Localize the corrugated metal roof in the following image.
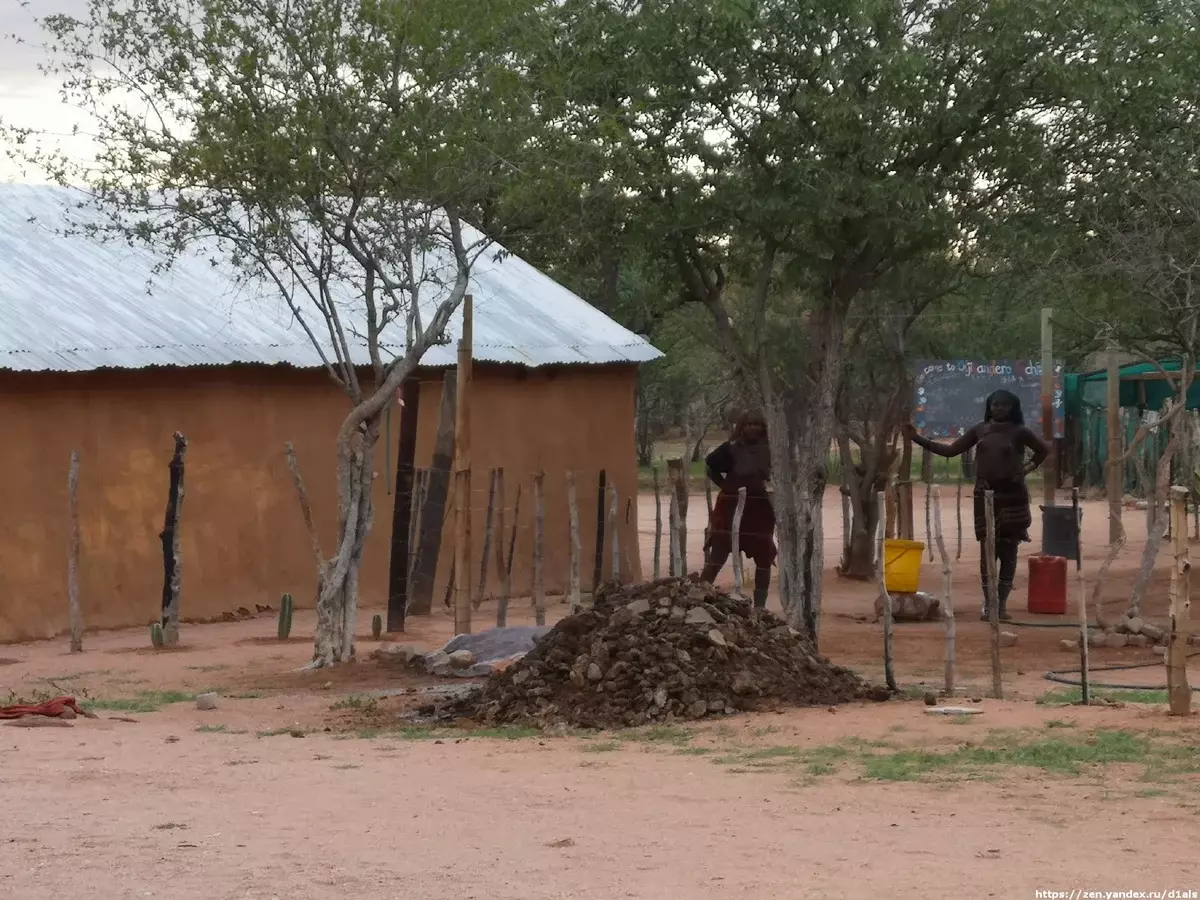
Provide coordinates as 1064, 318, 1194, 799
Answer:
0, 185, 663, 372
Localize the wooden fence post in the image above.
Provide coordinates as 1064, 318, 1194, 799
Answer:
932, 486, 954, 696
452, 294, 474, 636
923, 447, 934, 561
668, 490, 682, 577
668, 458, 689, 572
652, 466, 663, 580
875, 490, 896, 693
407, 468, 427, 605
494, 468, 510, 627
984, 490, 1002, 699
608, 483, 620, 583
474, 468, 497, 610
593, 470, 607, 591
1168, 485, 1192, 716
1073, 487, 1090, 706
566, 471, 582, 610
160, 432, 187, 646
956, 462, 964, 560
67, 451, 83, 653
731, 487, 747, 597
534, 472, 546, 625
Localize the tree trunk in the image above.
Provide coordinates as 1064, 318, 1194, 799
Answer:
312, 420, 378, 668
1129, 419, 1182, 617
765, 306, 845, 644
840, 493, 881, 580
837, 431, 886, 580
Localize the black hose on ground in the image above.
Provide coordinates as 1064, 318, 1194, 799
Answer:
1042, 651, 1200, 692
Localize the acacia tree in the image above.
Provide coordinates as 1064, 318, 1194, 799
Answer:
1076, 174, 1200, 617
523, 0, 1171, 636
9, 0, 538, 666
835, 257, 964, 578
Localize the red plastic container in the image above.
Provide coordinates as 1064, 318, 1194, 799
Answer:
1027, 554, 1068, 615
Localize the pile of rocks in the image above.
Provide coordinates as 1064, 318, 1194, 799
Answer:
464, 578, 878, 729
1059, 614, 1171, 652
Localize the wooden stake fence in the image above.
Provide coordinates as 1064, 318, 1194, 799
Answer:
160, 432, 187, 646
874, 490, 896, 693
668, 490, 682, 577
956, 472, 963, 560
932, 486, 954, 696
731, 487, 747, 597
1168, 485, 1192, 716
494, 469, 511, 627
608, 483, 620, 583
652, 466, 663, 579
1073, 487, 1090, 705
67, 451, 83, 653
566, 471, 582, 611
984, 490, 1002, 699
452, 293, 474, 636
533, 472, 546, 626
473, 468, 497, 610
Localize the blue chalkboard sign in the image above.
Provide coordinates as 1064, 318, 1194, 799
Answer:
913, 359, 1064, 439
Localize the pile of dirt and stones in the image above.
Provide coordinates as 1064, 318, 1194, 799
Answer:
463, 578, 882, 729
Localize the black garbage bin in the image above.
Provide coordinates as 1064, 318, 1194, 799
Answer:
1041, 505, 1081, 562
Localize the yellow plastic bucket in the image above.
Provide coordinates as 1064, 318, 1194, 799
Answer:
883, 539, 925, 594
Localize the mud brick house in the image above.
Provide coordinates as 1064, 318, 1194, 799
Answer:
0, 185, 660, 642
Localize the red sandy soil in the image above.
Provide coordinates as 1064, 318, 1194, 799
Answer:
2, 489, 1198, 900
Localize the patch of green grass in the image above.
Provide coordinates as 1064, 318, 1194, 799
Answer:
36, 669, 112, 683
348, 723, 545, 742
676, 746, 714, 756
863, 729, 1154, 782
87, 690, 198, 713
620, 724, 694, 746
1137, 788, 1169, 798
743, 745, 806, 761
195, 724, 239, 734
334, 764, 361, 770
330, 694, 379, 713
256, 727, 307, 738
581, 741, 622, 753
1037, 687, 1168, 707
229, 692, 264, 700
186, 665, 228, 673
698, 726, 1197, 789
1045, 719, 1076, 729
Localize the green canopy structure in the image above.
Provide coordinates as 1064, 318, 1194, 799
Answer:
1066, 360, 1200, 492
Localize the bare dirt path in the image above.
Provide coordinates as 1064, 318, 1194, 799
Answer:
1, 488, 1198, 899
3, 701, 1199, 900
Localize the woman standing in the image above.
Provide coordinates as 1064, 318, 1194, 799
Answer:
904, 390, 1049, 621
700, 410, 776, 609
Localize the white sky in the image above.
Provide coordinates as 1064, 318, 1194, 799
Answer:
0, 1, 98, 183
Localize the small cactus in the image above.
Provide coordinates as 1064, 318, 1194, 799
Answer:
371, 614, 383, 640
278, 592, 293, 640
150, 622, 165, 649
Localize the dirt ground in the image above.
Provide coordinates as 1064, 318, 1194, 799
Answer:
2, 488, 1198, 900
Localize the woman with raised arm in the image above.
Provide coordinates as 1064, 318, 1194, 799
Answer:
904, 390, 1049, 621
700, 410, 776, 609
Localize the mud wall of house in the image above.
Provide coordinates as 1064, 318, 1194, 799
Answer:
0, 363, 642, 643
